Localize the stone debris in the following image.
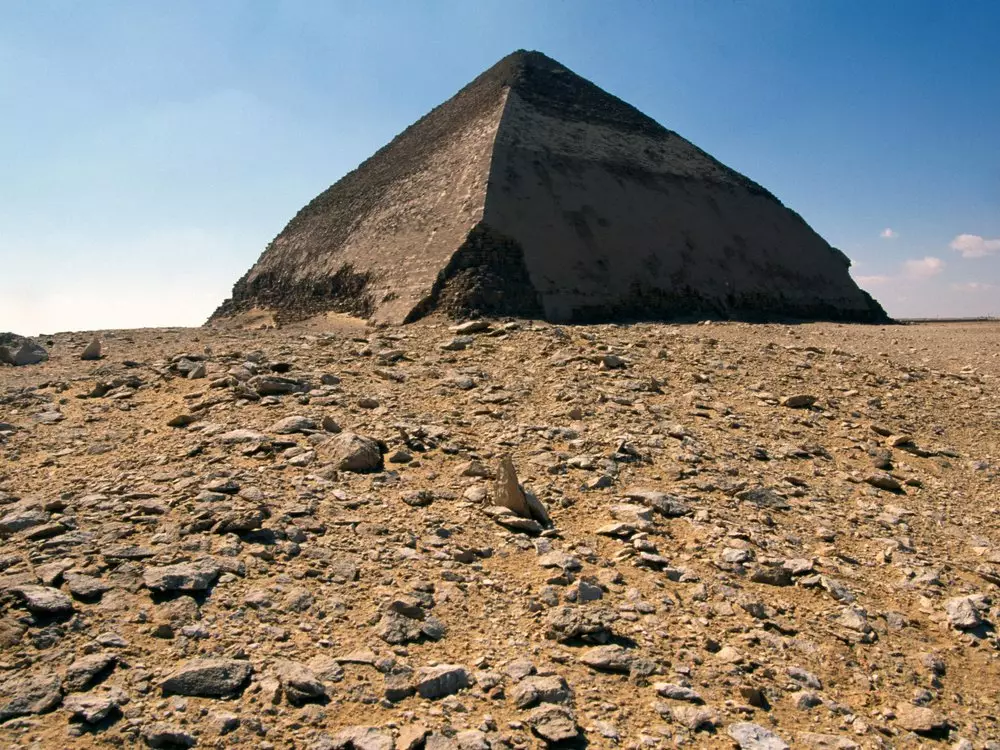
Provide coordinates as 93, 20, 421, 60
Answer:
527, 704, 580, 744
329, 725, 393, 750
143, 559, 221, 593
12, 584, 74, 615
780, 394, 817, 409
63, 692, 122, 724
493, 455, 533, 518
81, 338, 102, 360
269, 414, 317, 434
946, 595, 986, 630
894, 702, 949, 735
0, 673, 62, 722
578, 644, 633, 672
161, 658, 253, 697
64, 652, 117, 691
414, 664, 470, 700
511, 674, 571, 709
1, 337, 49, 366
1, 315, 999, 748
142, 724, 197, 748
275, 660, 327, 705
328, 431, 384, 472
728, 722, 790, 749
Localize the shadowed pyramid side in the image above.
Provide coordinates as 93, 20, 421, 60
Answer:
210, 50, 888, 326
209, 58, 521, 325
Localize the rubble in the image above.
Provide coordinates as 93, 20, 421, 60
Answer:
0, 318, 998, 748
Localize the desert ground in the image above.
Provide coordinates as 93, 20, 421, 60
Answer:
1, 317, 999, 749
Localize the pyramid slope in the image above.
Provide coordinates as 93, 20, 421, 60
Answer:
210, 50, 888, 325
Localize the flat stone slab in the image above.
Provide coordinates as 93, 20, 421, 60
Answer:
161, 658, 253, 697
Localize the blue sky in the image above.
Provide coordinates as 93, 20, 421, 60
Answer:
2, 0, 998, 333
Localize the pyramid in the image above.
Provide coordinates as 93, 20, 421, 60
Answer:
210, 50, 888, 326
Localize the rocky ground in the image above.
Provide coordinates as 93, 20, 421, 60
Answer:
1, 317, 998, 750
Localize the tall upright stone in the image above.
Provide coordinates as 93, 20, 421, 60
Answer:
210, 50, 887, 326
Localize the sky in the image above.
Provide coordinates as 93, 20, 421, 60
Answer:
1, 0, 998, 334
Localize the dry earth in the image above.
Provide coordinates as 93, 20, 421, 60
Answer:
1, 318, 999, 750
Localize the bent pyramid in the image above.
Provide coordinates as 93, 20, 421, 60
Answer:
211, 50, 887, 325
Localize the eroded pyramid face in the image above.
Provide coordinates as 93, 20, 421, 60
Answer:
210, 50, 887, 326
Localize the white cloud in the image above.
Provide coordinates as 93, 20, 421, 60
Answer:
950, 234, 1000, 258
880, 228, 898, 239
903, 256, 945, 279
950, 281, 995, 292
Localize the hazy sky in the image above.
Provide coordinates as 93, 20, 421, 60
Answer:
2, 0, 998, 333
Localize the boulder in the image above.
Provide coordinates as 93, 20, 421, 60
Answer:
579, 644, 634, 672
0, 673, 63, 722
727, 722, 790, 750
12, 585, 74, 615
8, 340, 49, 366
81, 338, 102, 360
511, 675, 570, 709
414, 664, 470, 699
945, 596, 984, 630
275, 660, 327, 705
268, 415, 317, 434
64, 652, 117, 691
328, 726, 393, 750
161, 658, 253, 697
895, 703, 948, 735
493, 455, 533, 518
527, 704, 579, 744
329, 432, 384, 472
143, 560, 221, 593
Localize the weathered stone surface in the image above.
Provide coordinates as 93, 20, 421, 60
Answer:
249, 374, 305, 395
64, 572, 111, 600
328, 726, 393, 750
329, 432, 383, 472
511, 675, 571, 709
579, 644, 633, 672
275, 660, 327, 705
527, 704, 579, 744
64, 652, 117, 691
161, 658, 253, 697
895, 703, 948, 735
209, 51, 886, 326
216, 428, 268, 445
143, 724, 197, 748
0, 673, 62, 722
945, 596, 984, 630
727, 722, 790, 750
865, 472, 902, 492
623, 487, 691, 517
81, 338, 102, 360
483, 505, 542, 534
493, 455, 532, 518
6, 340, 49, 366
545, 606, 617, 643
269, 415, 317, 434
796, 732, 859, 749
780, 394, 817, 408
144, 560, 221, 593
0, 507, 50, 535
414, 664, 470, 700
655, 682, 703, 702
12, 584, 74, 615
671, 704, 719, 730
63, 692, 120, 724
